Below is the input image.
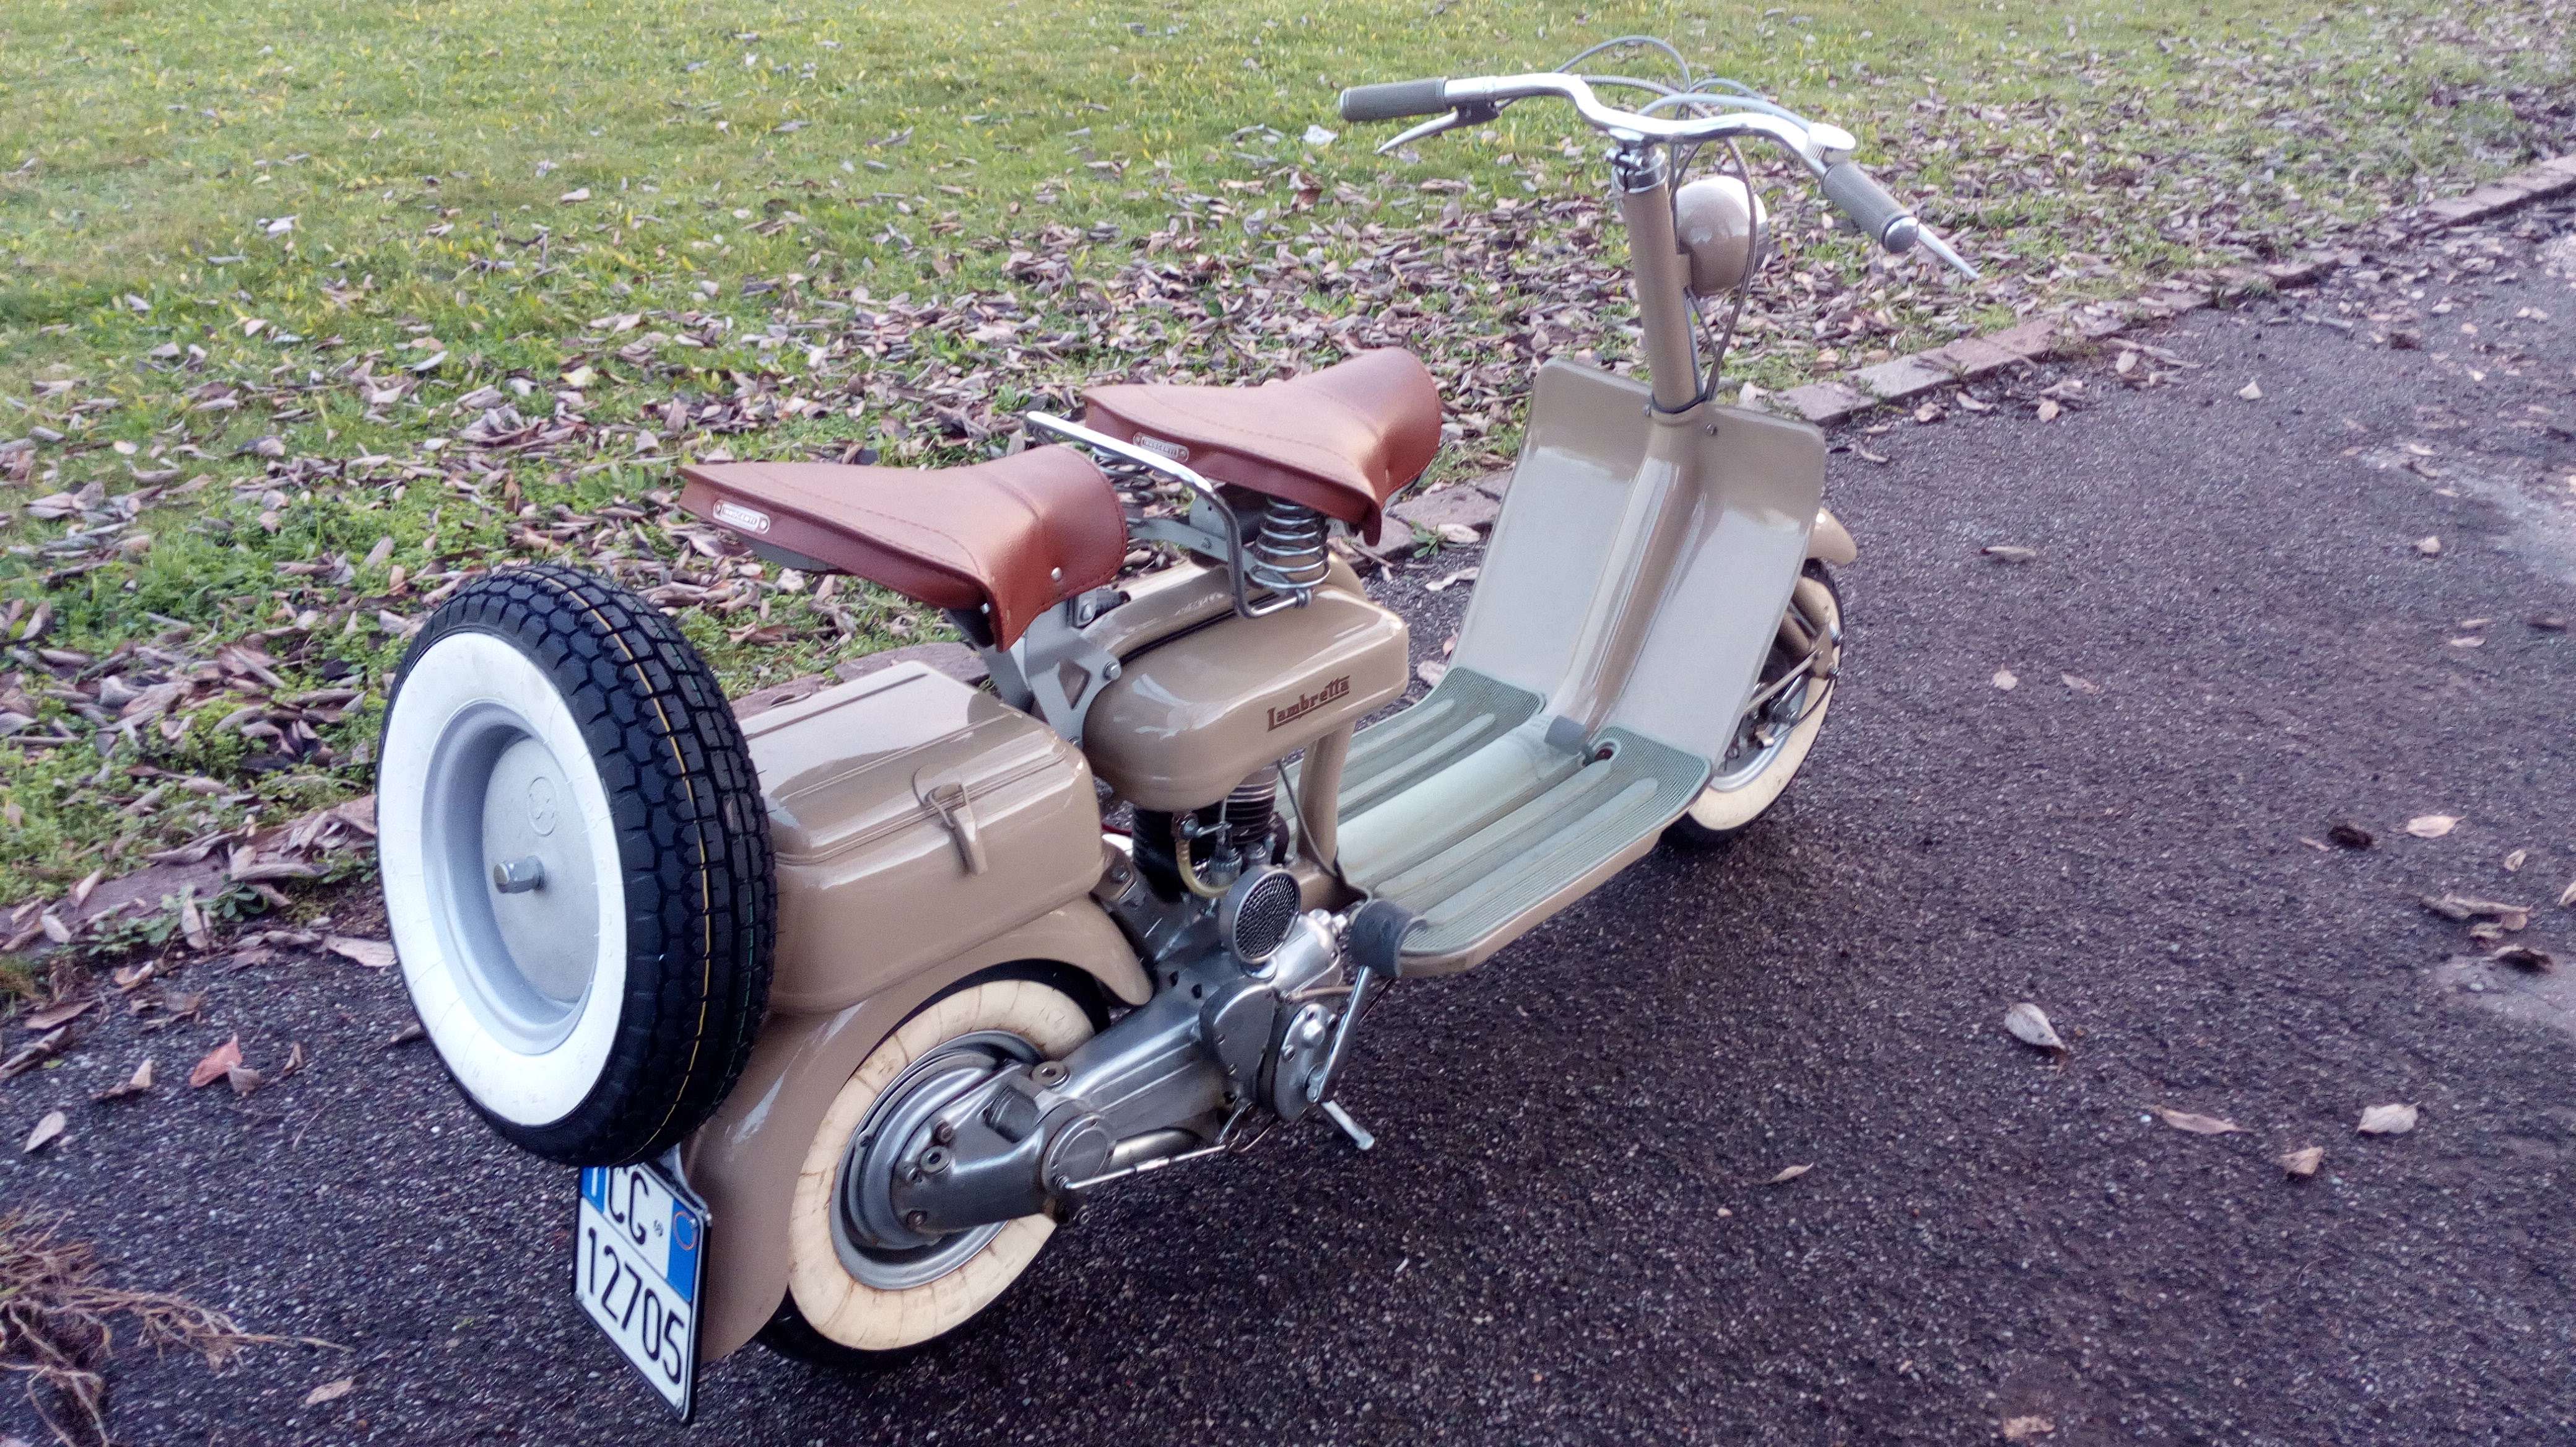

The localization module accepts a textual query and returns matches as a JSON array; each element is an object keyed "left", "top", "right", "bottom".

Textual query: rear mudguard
[{"left": 678, "top": 899, "right": 1147, "bottom": 1363}]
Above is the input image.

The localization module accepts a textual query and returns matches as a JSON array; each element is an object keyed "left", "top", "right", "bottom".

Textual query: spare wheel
[{"left": 378, "top": 565, "right": 775, "bottom": 1165}]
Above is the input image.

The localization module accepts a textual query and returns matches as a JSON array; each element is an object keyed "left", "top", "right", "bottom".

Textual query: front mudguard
[
  {"left": 677, "top": 900, "right": 1147, "bottom": 1363},
  {"left": 1808, "top": 507, "right": 1857, "bottom": 566}
]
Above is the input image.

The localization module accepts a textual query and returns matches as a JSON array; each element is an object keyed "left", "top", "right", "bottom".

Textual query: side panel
[
  {"left": 682, "top": 901, "right": 1147, "bottom": 1363},
  {"left": 744, "top": 664, "right": 1107, "bottom": 1015}
]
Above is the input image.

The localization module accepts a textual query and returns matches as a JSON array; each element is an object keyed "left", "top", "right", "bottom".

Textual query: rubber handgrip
[
  {"left": 1338, "top": 78, "right": 1451, "bottom": 123},
  {"left": 1821, "top": 161, "right": 1913, "bottom": 247}
]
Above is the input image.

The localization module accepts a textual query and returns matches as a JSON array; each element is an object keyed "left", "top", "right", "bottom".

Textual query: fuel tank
[{"left": 1084, "top": 590, "right": 1409, "bottom": 810}]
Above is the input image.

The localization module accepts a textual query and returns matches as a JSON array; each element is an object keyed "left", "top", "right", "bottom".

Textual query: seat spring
[{"left": 1247, "top": 501, "right": 1332, "bottom": 592}]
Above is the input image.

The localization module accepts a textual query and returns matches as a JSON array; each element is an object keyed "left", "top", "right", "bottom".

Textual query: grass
[{"left": 0, "top": 0, "right": 2569, "bottom": 912}]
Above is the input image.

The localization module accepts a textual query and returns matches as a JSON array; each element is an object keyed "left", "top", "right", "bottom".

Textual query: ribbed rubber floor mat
[{"left": 1327, "top": 670, "right": 1708, "bottom": 962}]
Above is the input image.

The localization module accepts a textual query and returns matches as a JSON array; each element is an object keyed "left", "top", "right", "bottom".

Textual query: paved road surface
[{"left": 8, "top": 198, "right": 2575, "bottom": 1446}]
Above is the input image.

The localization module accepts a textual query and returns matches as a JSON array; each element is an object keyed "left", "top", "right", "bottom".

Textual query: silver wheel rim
[
  {"left": 419, "top": 698, "right": 606, "bottom": 1054},
  {"left": 832, "top": 1030, "right": 1037, "bottom": 1292},
  {"left": 1708, "top": 587, "right": 1832, "bottom": 793}
]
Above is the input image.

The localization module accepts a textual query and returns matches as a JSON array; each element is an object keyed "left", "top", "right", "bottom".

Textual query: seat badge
[
  {"left": 711, "top": 499, "right": 772, "bottom": 534},
  {"left": 1134, "top": 434, "right": 1192, "bottom": 463}
]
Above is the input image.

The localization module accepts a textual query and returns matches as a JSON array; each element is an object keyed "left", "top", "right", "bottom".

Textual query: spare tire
[{"left": 377, "top": 564, "right": 774, "bottom": 1166}]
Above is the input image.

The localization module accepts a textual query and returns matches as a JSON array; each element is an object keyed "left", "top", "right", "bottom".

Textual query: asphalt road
[{"left": 9, "top": 197, "right": 2576, "bottom": 1447}]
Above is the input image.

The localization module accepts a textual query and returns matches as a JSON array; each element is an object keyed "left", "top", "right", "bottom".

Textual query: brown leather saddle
[{"left": 679, "top": 349, "right": 1441, "bottom": 646}]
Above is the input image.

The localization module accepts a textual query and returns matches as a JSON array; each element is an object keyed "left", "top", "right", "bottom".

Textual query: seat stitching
[
  {"left": 724, "top": 468, "right": 995, "bottom": 580},
  {"left": 1130, "top": 395, "right": 1370, "bottom": 483}
]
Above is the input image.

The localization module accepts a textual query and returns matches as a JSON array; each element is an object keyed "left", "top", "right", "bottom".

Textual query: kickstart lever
[{"left": 1303, "top": 900, "right": 1417, "bottom": 1146}]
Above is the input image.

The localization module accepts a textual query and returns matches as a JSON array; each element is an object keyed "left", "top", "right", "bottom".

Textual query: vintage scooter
[{"left": 373, "top": 46, "right": 1972, "bottom": 1415}]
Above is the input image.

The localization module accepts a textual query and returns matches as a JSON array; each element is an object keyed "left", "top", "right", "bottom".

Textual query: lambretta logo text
[
  {"left": 1266, "top": 675, "right": 1349, "bottom": 731},
  {"left": 711, "top": 500, "right": 772, "bottom": 535}
]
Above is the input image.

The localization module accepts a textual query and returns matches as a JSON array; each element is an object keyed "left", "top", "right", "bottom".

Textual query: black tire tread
[{"left": 388, "top": 564, "right": 776, "bottom": 1166}]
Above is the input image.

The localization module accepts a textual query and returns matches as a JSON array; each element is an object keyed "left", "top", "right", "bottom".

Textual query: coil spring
[{"left": 1246, "top": 501, "right": 1331, "bottom": 592}]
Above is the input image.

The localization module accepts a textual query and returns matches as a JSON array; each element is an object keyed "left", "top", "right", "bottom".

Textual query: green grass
[{"left": 0, "top": 0, "right": 2568, "bottom": 912}]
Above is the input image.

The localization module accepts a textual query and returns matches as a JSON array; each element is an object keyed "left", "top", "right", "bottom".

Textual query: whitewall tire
[
  {"left": 763, "top": 973, "right": 1099, "bottom": 1364},
  {"left": 378, "top": 566, "right": 775, "bottom": 1165}
]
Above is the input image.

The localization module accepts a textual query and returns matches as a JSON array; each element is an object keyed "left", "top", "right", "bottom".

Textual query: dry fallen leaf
[
  {"left": 324, "top": 936, "right": 397, "bottom": 969},
  {"left": 189, "top": 1036, "right": 243, "bottom": 1089},
  {"left": 1765, "top": 1163, "right": 1813, "bottom": 1186},
  {"left": 2114, "top": 349, "right": 2139, "bottom": 376},
  {"left": 228, "top": 1064, "right": 266, "bottom": 1098},
  {"left": 2559, "top": 878, "right": 2576, "bottom": 909},
  {"left": 2035, "top": 398, "right": 2061, "bottom": 422},
  {"left": 2279, "top": 1145, "right": 2325, "bottom": 1178},
  {"left": 2413, "top": 535, "right": 2442, "bottom": 557},
  {"left": 2003, "top": 1002, "right": 2067, "bottom": 1055},
  {"left": 2357, "top": 1103, "right": 2419, "bottom": 1135},
  {"left": 2326, "top": 821, "right": 2374, "bottom": 850},
  {"left": 2001, "top": 1417, "right": 2056, "bottom": 1443},
  {"left": 303, "top": 1377, "right": 356, "bottom": 1407},
  {"left": 1434, "top": 522, "right": 1480, "bottom": 546},
  {"left": 386, "top": 1021, "right": 427, "bottom": 1049},
  {"left": 2503, "top": 849, "right": 2528, "bottom": 873},
  {"left": 1991, "top": 668, "right": 2019, "bottom": 691},
  {"left": 25, "top": 997, "right": 95, "bottom": 1031},
  {"left": 2060, "top": 673, "right": 2100, "bottom": 696},
  {"left": 95, "top": 1057, "right": 155, "bottom": 1102},
  {"left": 2405, "top": 814, "right": 2460, "bottom": 839},
  {"left": 2420, "top": 894, "right": 2530, "bottom": 930},
  {"left": 2149, "top": 1106, "right": 2245, "bottom": 1135},
  {"left": 2489, "top": 944, "right": 2553, "bottom": 972},
  {"left": 23, "top": 1109, "right": 67, "bottom": 1154},
  {"left": 1981, "top": 544, "right": 2038, "bottom": 564},
  {"left": 2237, "top": 380, "right": 2265, "bottom": 401}
]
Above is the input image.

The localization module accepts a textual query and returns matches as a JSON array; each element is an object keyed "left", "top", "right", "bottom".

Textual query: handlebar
[
  {"left": 1338, "top": 78, "right": 1452, "bottom": 123},
  {"left": 1333, "top": 67, "right": 1975, "bottom": 278},
  {"left": 1819, "top": 161, "right": 1917, "bottom": 253}
]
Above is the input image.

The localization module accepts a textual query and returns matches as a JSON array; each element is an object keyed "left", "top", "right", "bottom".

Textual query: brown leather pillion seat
[
  {"left": 678, "top": 446, "right": 1126, "bottom": 648},
  {"left": 1081, "top": 348, "right": 1442, "bottom": 538}
]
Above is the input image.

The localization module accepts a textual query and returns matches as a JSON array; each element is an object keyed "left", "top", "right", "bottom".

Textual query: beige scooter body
[
  {"left": 378, "top": 48, "right": 1958, "bottom": 1390},
  {"left": 678, "top": 374, "right": 1835, "bottom": 1358}
]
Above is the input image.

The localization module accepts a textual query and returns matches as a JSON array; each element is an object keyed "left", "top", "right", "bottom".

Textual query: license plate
[{"left": 575, "top": 1160, "right": 707, "bottom": 1418}]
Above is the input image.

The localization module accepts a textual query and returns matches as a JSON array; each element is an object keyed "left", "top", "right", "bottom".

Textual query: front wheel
[{"left": 1667, "top": 562, "right": 1842, "bottom": 846}]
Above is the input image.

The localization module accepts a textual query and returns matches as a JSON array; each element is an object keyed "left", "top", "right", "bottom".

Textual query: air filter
[{"left": 1218, "top": 867, "right": 1302, "bottom": 966}]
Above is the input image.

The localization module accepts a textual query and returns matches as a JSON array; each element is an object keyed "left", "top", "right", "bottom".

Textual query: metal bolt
[
  {"left": 490, "top": 857, "right": 546, "bottom": 894},
  {"left": 931, "top": 1121, "right": 956, "bottom": 1147},
  {"left": 903, "top": 1209, "right": 929, "bottom": 1231},
  {"left": 1032, "top": 1060, "right": 1068, "bottom": 1088},
  {"left": 919, "top": 1145, "right": 951, "bottom": 1178}
]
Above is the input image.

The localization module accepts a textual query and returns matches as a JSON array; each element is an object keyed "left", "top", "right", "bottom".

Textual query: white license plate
[{"left": 575, "top": 1161, "right": 707, "bottom": 1418}]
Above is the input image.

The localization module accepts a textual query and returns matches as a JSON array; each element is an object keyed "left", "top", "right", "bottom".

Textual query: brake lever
[
  {"left": 1915, "top": 225, "right": 1980, "bottom": 282},
  {"left": 1372, "top": 102, "right": 1501, "bottom": 156}
]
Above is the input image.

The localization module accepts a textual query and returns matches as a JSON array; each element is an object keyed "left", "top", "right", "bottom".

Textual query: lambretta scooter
[{"left": 373, "top": 44, "right": 1973, "bottom": 1416}]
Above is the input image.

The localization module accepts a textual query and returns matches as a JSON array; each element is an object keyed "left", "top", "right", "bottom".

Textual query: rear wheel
[
  {"left": 377, "top": 565, "right": 775, "bottom": 1166},
  {"left": 1667, "top": 562, "right": 1842, "bottom": 846},
  {"left": 761, "top": 971, "right": 1099, "bottom": 1367}
]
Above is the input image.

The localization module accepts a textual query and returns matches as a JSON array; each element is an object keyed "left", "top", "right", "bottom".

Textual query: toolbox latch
[{"left": 916, "top": 774, "right": 988, "bottom": 875}]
